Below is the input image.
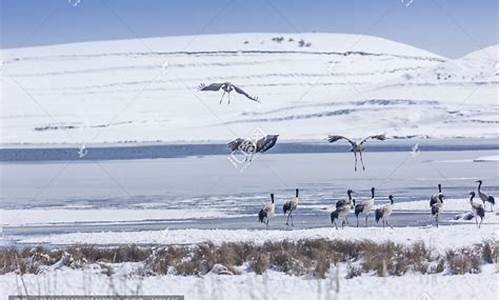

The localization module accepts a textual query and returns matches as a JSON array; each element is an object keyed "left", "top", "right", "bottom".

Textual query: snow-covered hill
[
  {"left": 391, "top": 45, "right": 499, "bottom": 85},
  {"left": 1, "top": 33, "right": 497, "bottom": 144}
]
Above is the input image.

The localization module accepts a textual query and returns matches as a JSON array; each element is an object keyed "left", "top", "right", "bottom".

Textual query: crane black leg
[
  {"left": 353, "top": 153, "right": 358, "bottom": 172},
  {"left": 359, "top": 152, "right": 366, "bottom": 171},
  {"left": 219, "top": 92, "right": 225, "bottom": 104}
]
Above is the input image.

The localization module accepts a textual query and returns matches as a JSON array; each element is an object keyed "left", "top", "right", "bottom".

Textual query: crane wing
[
  {"left": 359, "top": 134, "right": 386, "bottom": 146},
  {"left": 256, "top": 135, "right": 278, "bottom": 153},
  {"left": 327, "top": 135, "right": 356, "bottom": 147},
  {"left": 199, "top": 83, "right": 224, "bottom": 91},
  {"left": 227, "top": 138, "right": 244, "bottom": 151},
  {"left": 233, "top": 85, "right": 260, "bottom": 102}
]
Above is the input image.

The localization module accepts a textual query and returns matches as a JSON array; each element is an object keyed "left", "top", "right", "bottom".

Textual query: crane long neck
[
  {"left": 347, "top": 191, "right": 352, "bottom": 200},
  {"left": 371, "top": 189, "right": 375, "bottom": 198},
  {"left": 478, "top": 181, "right": 482, "bottom": 191},
  {"left": 470, "top": 194, "right": 475, "bottom": 202}
]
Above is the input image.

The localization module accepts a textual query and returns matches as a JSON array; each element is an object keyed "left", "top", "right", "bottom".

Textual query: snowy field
[
  {"left": 1, "top": 33, "right": 498, "bottom": 144},
  {"left": 0, "top": 265, "right": 498, "bottom": 300}
]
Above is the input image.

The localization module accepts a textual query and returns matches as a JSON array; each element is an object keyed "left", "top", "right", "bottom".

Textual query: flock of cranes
[
  {"left": 198, "top": 82, "right": 496, "bottom": 230},
  {"left": 199, "top": 82, "right": 386, "bottom": 171},
  {"left": 226, "top": 134, "right": 384, "bottom": 170},
  {"left": 258, "top": 181, "right": 495, "bottom": 230}
]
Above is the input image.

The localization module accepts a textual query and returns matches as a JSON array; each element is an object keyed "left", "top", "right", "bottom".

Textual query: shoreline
[{"left": 0, "top": 138, "right": 498, "bottom": 162}]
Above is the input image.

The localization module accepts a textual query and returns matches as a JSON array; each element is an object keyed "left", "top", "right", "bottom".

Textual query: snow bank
[{"left": 15, "top": 222, "right": 498, "bottom": 252}]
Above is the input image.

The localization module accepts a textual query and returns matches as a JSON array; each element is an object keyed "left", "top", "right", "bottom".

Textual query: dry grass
[
  {"left": 1, "top": 239, "right": 497, "bottom": 278},
  {"left": 480, "top": 240, "right": 499, "bottom": 264},
  {"left": 445, "top": 248, "right": 481, "bottom": 275}
]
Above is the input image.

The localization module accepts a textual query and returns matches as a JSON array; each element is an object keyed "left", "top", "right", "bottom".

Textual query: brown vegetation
[{"left": 1, "top": 239, "right": 497, "bottom": 278}]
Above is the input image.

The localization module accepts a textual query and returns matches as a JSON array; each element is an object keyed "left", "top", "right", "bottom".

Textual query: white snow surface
[
  {"left": 0, "top": 264, "right": 497, "bottom": 300},
  {"left": 14, "top": 222, "right": 498, "bottom": 252},
  {"left": 1, "top": 33, "right": 498, "bottom": 144},
  {"left": 0, "top": 208, "right": 230, "bottom": 226},
  {"left": 474, "top": 155, "right": 499, "bottom": 162}
]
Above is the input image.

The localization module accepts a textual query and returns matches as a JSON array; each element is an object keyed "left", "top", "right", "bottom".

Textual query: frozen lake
[{"left": 0, "top": 139, "right": 498, "bottom": 241}]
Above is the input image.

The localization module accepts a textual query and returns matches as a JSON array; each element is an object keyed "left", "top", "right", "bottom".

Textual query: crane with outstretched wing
[
  {"left": 327, "top": 134, "right": 386, "bottom": 171},
  {"left": 199, "top": 82, "right": 260, "bottom": 104}
]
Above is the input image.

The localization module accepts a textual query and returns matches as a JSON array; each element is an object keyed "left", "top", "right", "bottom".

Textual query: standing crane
[
  {"left": 375, "top": 195, "right": 394, "bottom": 228},
  {"left": 354, "top": 187, "right": 376, "bottom": 227},
  {"left": 258, "top": 193, "right": 275, "bottom": 230},
  {"left": 335, "top": 189, "right": 355, "bottom": 210},
  {"left": 475, "top": 180, "right": 495, "bottom": 212},
  {"left": 283, "top": 188, "right": 300, "bottom": 226},
  {"left": 430, "top": 194, "right": 444, "bottom": 227},
  {"left": 430, "top": 184, "right": 443, "bottom": 204},
  {"left": 468, "top": 191, "right": 485, "bottom": 228},
  {"left": 326, "top": 134, "right": 386, "bottom": 171},
  {"left": 331, "top": 189, "right": 356, "bottom": 230}
]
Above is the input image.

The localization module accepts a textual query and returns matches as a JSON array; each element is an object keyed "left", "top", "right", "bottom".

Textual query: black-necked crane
[
  {"left": 331, "top": 198, "right": 355, "bottom": 230},
  {"left": 258, "top": 193, "right": 275, "bottom": 230},
  {"left": 335, "top": 189, "right": 355, "bottom": 210},
  {"left": 283, "top": 188, "right": 300, "bottom": 226},
  {"left": 430, "top": 184, "right": 443, "bottom": 204},
  {"left": 227, "top": 135, "right": 279, "bottom": 161},
  {"left": 199, "top": 82, "right": 260, "bottom": 104},
  {"left": 475, "top": 180, "right": 495, "bottom": 212},
  {"left": 430, "top": 194, "right": 444, "bottom": 227},
  {"left": 334, "top": 189, "right": 355, "bottom": 224},
  {"left": 354, "top": 187, "right": 376, "bottom": 227},
  {"left": 326, "top": 134, "right": 386, "bottom": 171},
  {"left": 375, "top": 195, "right": 394, "bottom": 228},
  {"left": 468, "top": 191, "right": 485, "bottom": 228}
]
